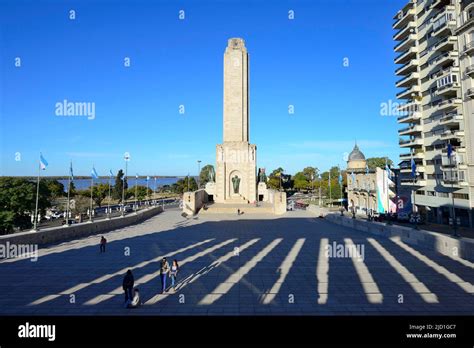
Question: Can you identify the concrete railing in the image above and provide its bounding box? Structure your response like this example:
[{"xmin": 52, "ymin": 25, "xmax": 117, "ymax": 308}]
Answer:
[
  {"xmin": 326, "ymin": 214, "xmax": 474, "ymax": 262},
  {"xmin": 0, "ymin": 206, "xmax": 164, "ymax": 247}
]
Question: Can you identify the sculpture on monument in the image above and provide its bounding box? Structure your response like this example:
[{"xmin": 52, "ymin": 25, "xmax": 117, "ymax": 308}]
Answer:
[
  {"xmin": 258, "ymin": 168, "xmax": 267, "ymax": 183},
  {"xmin": 208, "ymin": 166, "xmax": 216, "ymax": 182},
  {"xmin": 232, "ymin": 175, "xmax": 240, "ymax": 194}
]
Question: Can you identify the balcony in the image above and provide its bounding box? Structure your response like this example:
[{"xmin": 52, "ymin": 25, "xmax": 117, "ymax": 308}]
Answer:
[
  {"xmin": 395, "ymin": 47, "xmax": 418, "ymax": 65},
  {"xmin": 439, "ymin": 113, "xmax": 463, "ymax": 126},
  {"xmin": 432, "ymin": 12, "xmax": 457, "ymax": 37},
  {"xmin": 397, "ymin": 101, "xmax": 420, "ymax": 113},
  {"xmin": 398, "ymin": 124, "xmax": 422, "ymax": 136},
  {"xmin": 441, "ymin": 153, "xmax": 467, "ymax": 169},
  {"xmin": 400, "ymin": 151, "xmax": 424, "ymax": 160},
  {"xmin": 466, "ymin": 65, "xmax": 474, "ymax": 77},
  {"xmin": 442, "ymin": 146, "xmax": 466, "ymax": 154},
  {"xmin": 397, "ymin": 111, "xmax": 421, "ymax": 123},
  {"xmin": 397, "ymin": 85, "xmax": 420, "ymax": 100},
  {"xmin": 437, "ymin": 98, "xmax": 462, "ymax": 111},
  {"xmin": 440, "ymin": 129, "xmax": 465, "ymax": 140},
  {"xmin": 433, "ymin": 36, "xmax": 457, "ymax": 53},
  {"xmin": 467, "ymin": 88, "xmax": 474, "ymax": 98},
  {"xmin": 395, "ymin": 34, "xmax": 417, "ymax": 53},
  {"xmin": 431, "ymin": 0, "xmax": 450, "ymax": 10},
  {"xmin": 399, "ymin": 137, "xmax": 423, "ymax": 147},
  {"xmin": 393, "ymin": 21, "xmax": 416, "ymax": 41},
  {"xmin": 428, "ymin": 51, "xmax": 458, "ymax": 68},
  {"xmin": 400, "ymin": 178, "xmax": 427, "ymax": 186},
  {"xmin": 396, "ymin": 59, "xmax": 419, "ymax": 76},
  {"xmin": 442, "ymin": 170, "xmax": 468, "ymax": 186},
  {"xmin": 436, "ymin": 82, "xmax": 460, "ymax": 96},
  {"xmin": 463, "ymin": 41, "xmax": 474, "ymax": 55},
  {"xmin": 393, "ymin": 8, "xmax": 416, "ymax": 30},
  {"xmin": 396, "ymin": 72, "xmax": 420, "ymax": 88}
]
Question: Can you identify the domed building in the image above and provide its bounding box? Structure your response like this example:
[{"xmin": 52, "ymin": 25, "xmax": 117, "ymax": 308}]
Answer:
[
  {"xmin": 347, "ymin": 143, "xmax": 367, "ymax": 173},
  {"xmin": 345, "ymin": 143, "xmax": 396, "ymax": 216}
]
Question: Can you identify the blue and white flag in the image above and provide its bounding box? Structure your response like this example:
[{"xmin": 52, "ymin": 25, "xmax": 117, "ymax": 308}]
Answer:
[
  {"xmin": 91, "ymin": 167, "xmax": 99, "ymax": 179},
  {"xmin": 411, "ymin": 158, "xmax": 417, "ymax": 178},
  {"xmin": 338, "ymin": 172, "xmax": 343, "ymax": 186},
  {"xmin": 69, "ymin": 162, "xmax": 74, "ymax": 180},
  {"xmin": 385, "ymin": 159, "xmax": 391, "ymax": 180},
  {"xmin": 39, "ymin": 153, "xmax": 48, "ymax": 170},
  {"xmin": 146, "ymin": 176, "xmax": 150, "ymax": 181},
  {"xmin": 136, "ymin": 173, "xmax": 139, "ymax": 179}
]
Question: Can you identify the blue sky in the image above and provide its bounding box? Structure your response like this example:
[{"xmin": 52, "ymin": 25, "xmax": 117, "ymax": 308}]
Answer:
[{"xmin": 0, "ymin": 0, "xmax": 406, "ymax": 177}]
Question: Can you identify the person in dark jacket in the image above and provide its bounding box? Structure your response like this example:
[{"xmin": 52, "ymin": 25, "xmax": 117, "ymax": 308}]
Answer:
[
  {"xmin": 100, "ymin": 236, "xmax": 107, "ymax": 253},
  {"xmin": 122, "ymin": 269, "xmax": 134, "ymax": 306}
]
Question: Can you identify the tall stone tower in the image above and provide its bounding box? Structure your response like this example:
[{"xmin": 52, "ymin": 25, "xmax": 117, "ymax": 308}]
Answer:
[{"xmin": 215, "ymin": 38, "xmax": 257, "ymax": 204}]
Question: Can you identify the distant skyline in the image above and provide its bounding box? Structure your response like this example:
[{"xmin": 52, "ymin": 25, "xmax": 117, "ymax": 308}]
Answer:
[{"xmin": 0, "ymin": 0, "xmax": 405, "ymax": 176}]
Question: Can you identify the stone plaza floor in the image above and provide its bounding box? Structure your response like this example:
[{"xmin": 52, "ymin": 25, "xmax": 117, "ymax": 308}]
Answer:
[{"xmin": 0, "ymin": 208, "xmax": 473, "ymax": 316}]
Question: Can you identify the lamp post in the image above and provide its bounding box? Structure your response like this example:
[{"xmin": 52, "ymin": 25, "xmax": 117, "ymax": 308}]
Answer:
[
  {"xmin": 412, "ymin": 171, "xmax": 419, "ymax": 230},
  {"xmin": 318, "ymin": 174, "xmax": 322, "ymax": 206},
  {"xmin": 448, "ymin": 146, "xmax": 459, "ymax": 237},
  {"xmin": 122, "ymin": 152, "xmax": 130, "ymax": 216},
  {"xmin": 197, "ymin": 160, "xmax": 201, "ymax": 189}
]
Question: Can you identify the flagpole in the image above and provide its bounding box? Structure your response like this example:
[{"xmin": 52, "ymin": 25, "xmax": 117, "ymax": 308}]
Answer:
[
  {"xmin": 146, "ymin": 177, "xmax": 149, "ymax": 206},
  {"xmin": 107, "ymin": 172, "xmax": 112, "ymax": 219},
  {"xmin": 33, "ymin": 158, "xmax": 41, "ymax": 231},
  {"xmin": 386, "ymin": 157, "xmax": 392, "ymax": 225},
  {"xmin": 154, "ymin": 176, "xmax": 157, "ymax": 206},
  {"xmin": 66, "ymin": 161, "xmax": 72, "ymax": 226},
  {"xmin": 328, "ymin": 172, "xmax": 332, "ymax": 207},
  {"xmin": 135, "ymin": 175, "xmax": 138, "ymax": 213},
  {"xmin": 90, "ymin": 174, "xmax": 93, "ymax": 222}
]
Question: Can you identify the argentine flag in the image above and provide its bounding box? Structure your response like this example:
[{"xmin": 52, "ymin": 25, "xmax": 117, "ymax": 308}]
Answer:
[
  {"xmin": 39, "ymin": 153, "xmax": 48, "ymax": 170},
  {"xmin": 91, "ymin": 167, "xmax": 99, "ymax": 179},
  {"xmin": 146, "ymin": 176, "xmax": 150, "ymax": 181},
  {"xmin": 70, "ymin": 162, "xmax": 74, "ymax": 180},
  {"xmin": 385, "ymin": 159, "xmax": 391, "ymax": 180},
  {"xmin": 338, "ymin": 172, "xmax": 343, "ymax": 186}
]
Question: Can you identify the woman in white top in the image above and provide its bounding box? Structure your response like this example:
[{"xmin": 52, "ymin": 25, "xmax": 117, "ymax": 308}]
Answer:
[{"xmin": 170, "ymin": 260, "xmax": 179, "ymax": 290}]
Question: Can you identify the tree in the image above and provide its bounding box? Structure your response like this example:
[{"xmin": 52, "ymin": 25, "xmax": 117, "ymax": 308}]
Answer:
[
  {"xmin": 71, "ymin": 195, "xmax": 90, "ymax": 218},
  {"xmin": 199, "ymin": 164, "xmax": 215, "ymax": 188},
  {"xmin": 293, "ymin": 172, "xmax": 309, "ymax": 191},
  {"xmin": 367, "ymin": 157, "xmax": 393, "ymax": 170},
  {"xmin": 113, "ymin": 169, "xmax": 127, "ymax": 202},
  {"xmin": 171, "ymin": 177, "xmax": 198, "ymax": 194},
  {"xmin": 127, "ymin": 186, "xmax": 152, "ymax": 200},
  {"xmin": 267, "ymin": 168, "xmax": 285, "ymax": 190},
  {"xmin": 92, "ymin": 183, "xmax": 110, "ymax": 207},
  {"xmin": 0, "ymin": 178, "xmax": 52, "ymax": 234},
  {"xmin": 45, "ymin": 179, "xmax": 65, "ymax": 198}
]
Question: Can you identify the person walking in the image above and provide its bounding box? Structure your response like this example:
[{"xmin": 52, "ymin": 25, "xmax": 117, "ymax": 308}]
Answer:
[
  {"xmin": 122, "ymin": 270, "xmax": 134, "ymax": 307},
  {"xmin": 160, "ymin": 257, "xmax": 170, "ymax": 293},
  {"xmin": 170, "ymin": 259, "xmax": 180, "ymax": 291},
  {"xmin": 100, "ymin": 236, "xmax": 107, "ymax": 253}
]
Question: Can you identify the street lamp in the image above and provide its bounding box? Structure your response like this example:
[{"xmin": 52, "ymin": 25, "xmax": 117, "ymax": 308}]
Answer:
[{"xmin": 122, "ymin": 152, "xmax": 130, "ymax": 216}]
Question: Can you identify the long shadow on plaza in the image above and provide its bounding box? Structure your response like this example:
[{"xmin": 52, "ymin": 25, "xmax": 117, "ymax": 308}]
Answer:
[{"xmin": 1, "ymin": 214, "xmax": 473, "ymax": 315}]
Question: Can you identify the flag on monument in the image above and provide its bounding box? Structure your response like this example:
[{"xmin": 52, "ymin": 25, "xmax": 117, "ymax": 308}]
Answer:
[
  {"xmin": 91, "ymin": 167, "xmax": 99, "ymax": 179},
  {"xmin": 39, "ymin": 153, "xmax": 48, "ymax": 170}
]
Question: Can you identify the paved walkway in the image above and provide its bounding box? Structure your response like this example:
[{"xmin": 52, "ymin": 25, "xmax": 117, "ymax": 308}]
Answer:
[{"xmin": 0, "ymin": 208, "xmax": 473, "ymax": 315}]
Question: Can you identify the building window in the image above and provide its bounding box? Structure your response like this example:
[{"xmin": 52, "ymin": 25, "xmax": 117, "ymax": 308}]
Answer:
[
  {"xmin": 427, "ymin": 191, "xmax": 436, "ymax": 196},
  {"xmin": 453, "ymin": 193, "xmax": 469, "ymax": 200},
  {"xmin": 437, "ymin": 192, "xmax": 449, "ymax": 198}
]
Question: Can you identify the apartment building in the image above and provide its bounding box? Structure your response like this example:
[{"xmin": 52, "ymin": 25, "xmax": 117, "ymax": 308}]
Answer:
[{"xmin": 394, "ymin": 0, "xmax": 474, "ymax": 227}]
